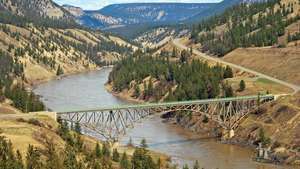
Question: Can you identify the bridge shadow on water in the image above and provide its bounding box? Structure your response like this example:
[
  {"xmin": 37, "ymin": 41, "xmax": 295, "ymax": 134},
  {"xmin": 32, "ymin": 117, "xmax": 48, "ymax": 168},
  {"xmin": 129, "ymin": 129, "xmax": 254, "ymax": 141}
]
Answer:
[{"xmin": 148, "ymin": 137, "xmax": 216, "ymax": 148}]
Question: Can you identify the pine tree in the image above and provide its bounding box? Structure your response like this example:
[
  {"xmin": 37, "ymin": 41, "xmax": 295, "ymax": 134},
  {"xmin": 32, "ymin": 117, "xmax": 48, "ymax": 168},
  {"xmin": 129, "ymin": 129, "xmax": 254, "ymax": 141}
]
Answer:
[
  {"xmin": 224, "ymin": 66, "xmax": 233, "ymax": 78},
  {"xmin": 127, "ymin": 137, "xmax": 134, "ymax": 147},
  {"xmin": 112, "ymin": 149, "xmax": 120, "ymax": 162},
  {"xmin": 239, "ymin": 80, "xmax": 246, "ymax": 92},
  {"xmin": 56, "ymin": 65, "xmax": 64, "ymax": 76},
  {"xmin": 140, "ymin": 138, "xmax": 148, "ymax": 149},
  {"xmin": 183, "ymin": 164, "xmax": 189, "ymax": 169},
  {"xmin": 134, "ymin": 84, "xmax": 140, "ymax": 98},
  {"xmin": 224, "ymin": 83, "xmax": 234, "ymax": 97},
  {"xmin": 120, "ymin": 153, "xmax": 130, "ymax": 169},
  {"xmin": 102, "ymin": 143, "xmax": 110, "ymax": 158},
  {"xmin": 63, "ymin": 146, "xmax": 78, "ymax": 169},
  {"xmin": 74, "ymin": 122, "xmax": 81, "ymax": 134},
  {"xmin": 95, "ymin": 143, "xmax": 102, "ymax": 158},
  {"xmin": 172, "ymin": 47, "xmax": 177, "ymax": 58},
  {"xmin": 26, "ymin": 145, "xmax": 43, "ymax": 169},
  {"xmin": 193, "ymin": 160, "xmax": 200, "ymax": 169},
  {"xmin": 147, "ymin": 78, "xmax": 154, "ymax": 97}
]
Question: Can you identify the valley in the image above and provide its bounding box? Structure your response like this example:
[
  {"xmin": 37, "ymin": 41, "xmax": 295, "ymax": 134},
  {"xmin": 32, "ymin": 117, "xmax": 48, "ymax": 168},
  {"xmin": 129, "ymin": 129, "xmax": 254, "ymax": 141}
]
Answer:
[{"xmin": 0, "ymin": 0, "xmax": 300, "ymax": 168}]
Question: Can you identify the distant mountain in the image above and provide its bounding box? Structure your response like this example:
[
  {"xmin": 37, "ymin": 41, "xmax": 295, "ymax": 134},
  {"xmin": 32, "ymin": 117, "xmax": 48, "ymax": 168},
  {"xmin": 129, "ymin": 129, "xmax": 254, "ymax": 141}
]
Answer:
[
  {"xmin": 63, "ymin": 3, "xmax": 216, "ymax": 29},
  {"xmin": 62, "ymin": 0, "xmax": 268, "ymax": 38}
]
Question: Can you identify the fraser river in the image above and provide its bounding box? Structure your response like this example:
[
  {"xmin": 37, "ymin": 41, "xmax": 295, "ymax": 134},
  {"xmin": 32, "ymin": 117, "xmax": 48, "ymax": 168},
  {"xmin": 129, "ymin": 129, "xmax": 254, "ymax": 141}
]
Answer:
[{"xmin": 34, "ymin": 68, "xmax": 288, "ymax": 169}]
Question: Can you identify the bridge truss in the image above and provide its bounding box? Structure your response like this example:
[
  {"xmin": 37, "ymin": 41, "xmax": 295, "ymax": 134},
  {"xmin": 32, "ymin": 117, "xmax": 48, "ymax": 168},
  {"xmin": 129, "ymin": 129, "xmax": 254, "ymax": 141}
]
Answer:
[{"xmin": 57, "ymin": 95, "xmax": 274, "ymax": 141}]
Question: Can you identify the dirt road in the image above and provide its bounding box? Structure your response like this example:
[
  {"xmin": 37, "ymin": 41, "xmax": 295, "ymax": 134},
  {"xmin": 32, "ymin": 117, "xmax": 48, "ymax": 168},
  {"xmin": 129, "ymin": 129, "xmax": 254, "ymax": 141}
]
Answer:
[{"xmin": 173, "ymin": 39, "xmax": 300, "ymax": 94}]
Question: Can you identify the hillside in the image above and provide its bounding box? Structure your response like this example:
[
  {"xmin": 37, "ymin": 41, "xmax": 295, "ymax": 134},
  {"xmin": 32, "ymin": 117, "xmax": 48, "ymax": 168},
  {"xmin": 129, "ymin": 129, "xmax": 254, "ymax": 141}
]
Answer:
[
  {"xmin": 0, "ymin": 0, "xmax": 70, "ymax": 19},
  {"xmin": 0, "ymin": 0, "xmax": 134, "ymax": 114},
  {"xmin": 0, "ymin": 111, "xmax": 168, "ymax": 169},
  {"xmin": 191, "ymin": 0, "xmax": 300, "ymax": 56},
  {"xmin": 224, "ymin": 47, "xmax": 300, "ymax": 86},
  {"xmin": 64, "ymin": 3, "xmax": 215, "ymax": 29}
]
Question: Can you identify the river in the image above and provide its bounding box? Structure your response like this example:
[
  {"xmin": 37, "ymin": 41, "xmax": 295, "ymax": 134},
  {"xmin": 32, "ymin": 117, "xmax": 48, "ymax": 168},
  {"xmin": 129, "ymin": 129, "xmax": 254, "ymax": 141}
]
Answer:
[{"xmin": 33, "ymin": 68, "xmax": 289, "ymax": 169}]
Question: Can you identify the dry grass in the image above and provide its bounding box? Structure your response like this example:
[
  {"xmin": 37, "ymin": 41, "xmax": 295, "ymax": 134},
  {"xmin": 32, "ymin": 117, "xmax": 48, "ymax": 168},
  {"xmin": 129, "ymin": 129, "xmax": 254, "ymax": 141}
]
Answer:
[
  {"xmin": 0, "ymin": 104, "xmax": 22, "ymax": 115},
  {"xmin": 227, "ymin": 77, "xmax": 293, "ymax": 96},
  {"xmin": 224, "ymin": 47, "xmax": 300, "ymax": 85},
  {"xmin": 0, "ymin": 115, "xmax": 64, "ymax": 155}
]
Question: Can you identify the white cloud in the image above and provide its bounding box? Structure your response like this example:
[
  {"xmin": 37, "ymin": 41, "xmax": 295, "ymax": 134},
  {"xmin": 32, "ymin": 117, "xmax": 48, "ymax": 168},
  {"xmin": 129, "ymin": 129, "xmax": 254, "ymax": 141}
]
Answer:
[{"xmin": 54, "ymin": 0, "xmax": 222, "ymax": 10}]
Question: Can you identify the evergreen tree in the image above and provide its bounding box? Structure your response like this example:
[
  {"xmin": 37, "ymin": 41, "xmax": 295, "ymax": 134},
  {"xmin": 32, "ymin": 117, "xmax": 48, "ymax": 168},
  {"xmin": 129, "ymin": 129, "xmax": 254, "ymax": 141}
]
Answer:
[
  {"xmin": 56, "ymin": 65, "xmax": 64, "ymax": 76},
  {"xmin": 239, "ymin": 80, "xmax": 246, "ymax": 92},
  {"xmin": 183, "ymin": 164, "xmax": 189, "ymax": 169},
  {"xmin": 26, "ymin": 145, "xmax": 43, "ymax": 169},
  {"xmin": 223, "ymin": 83, "xmax": 234, "ymax": 97},
  {"xmin": 63, "ymin": 146, "xmax": 79, "ymax": 169},
  {"xmin": 127, "ymin": 137, "xmax": 134, "ymax": 147},
  {"xmin": 172, "ymin": 47, "xmax": 177, "ymax": 58},
  {"xmin": 134, "ymin": 84, "xmax": 140, "ymax": 98},
  {"xmin": 120, "ymin": 153, "xmax": 130, "ymax": 169},
  {"xmin": 112, "ymin": 149, "xmax": 120, "ymax": 162},
  {"xmin": 74, "ymin": 122, "xmax": 81, "ymax": 134},
  {"xmin": 224, "ymin": 66, "xmax": 233, "ymax": 78},
  {"xmin": 193, "ymin": 160, "xmax": 200, "ymax": 169},
  {"xmin": 95, "ymin": 143, "xmax": 102, "ymax": 158},
  {"xmin": 140, "ymin": 138, "xmax": 148, "ymax": 149},
  {"xmin": 102, "ymin": 143, "xmax": 110, "ymax": 158}
]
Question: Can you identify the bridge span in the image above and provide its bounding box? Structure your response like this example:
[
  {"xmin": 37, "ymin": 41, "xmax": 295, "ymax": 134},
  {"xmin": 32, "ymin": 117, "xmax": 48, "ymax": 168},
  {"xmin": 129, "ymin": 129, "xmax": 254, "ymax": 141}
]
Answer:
[{"xmin": 57, "ymin": 95, "xmax": 274, "ymax": 141}]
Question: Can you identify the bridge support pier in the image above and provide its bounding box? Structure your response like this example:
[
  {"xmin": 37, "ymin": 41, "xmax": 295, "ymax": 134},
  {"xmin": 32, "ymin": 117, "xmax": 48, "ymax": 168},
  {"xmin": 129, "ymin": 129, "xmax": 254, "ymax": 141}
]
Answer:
[
  {"xmin": 229, "ymin": 129, "xmax": 235, "ymax": 138},
  {"xmin": 222, "ymin": 129, "xmax": 235, "ymax": 139},
  {"xmin": 57, "ymin": 95, "xmax": 274, "ymax": 141}
]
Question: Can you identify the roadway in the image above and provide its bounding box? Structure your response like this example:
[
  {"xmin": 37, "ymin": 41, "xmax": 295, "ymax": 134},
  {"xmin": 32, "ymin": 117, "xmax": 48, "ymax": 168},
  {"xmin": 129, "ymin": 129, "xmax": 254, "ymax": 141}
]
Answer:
[{"xmin": 172, "ymin": 39, "xmax": 300, "ymax": 95}]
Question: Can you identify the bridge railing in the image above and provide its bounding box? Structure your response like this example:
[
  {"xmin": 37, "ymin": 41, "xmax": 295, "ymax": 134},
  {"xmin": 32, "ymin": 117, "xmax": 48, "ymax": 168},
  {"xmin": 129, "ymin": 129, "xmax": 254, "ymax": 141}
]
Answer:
[
  {"xmin": 57, "ymin": 94, "xmax": 274, "ymax": 114},
  {"xmin": 56, "ymin": 94, "xmax": 274, "ymax": 141}
]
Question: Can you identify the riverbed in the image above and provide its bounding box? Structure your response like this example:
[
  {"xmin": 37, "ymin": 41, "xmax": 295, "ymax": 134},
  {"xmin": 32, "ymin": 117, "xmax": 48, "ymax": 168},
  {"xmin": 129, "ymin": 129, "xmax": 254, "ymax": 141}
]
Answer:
[{"xmin": 33, "ymin": 68, "xmax": 289, "ymax": 169}]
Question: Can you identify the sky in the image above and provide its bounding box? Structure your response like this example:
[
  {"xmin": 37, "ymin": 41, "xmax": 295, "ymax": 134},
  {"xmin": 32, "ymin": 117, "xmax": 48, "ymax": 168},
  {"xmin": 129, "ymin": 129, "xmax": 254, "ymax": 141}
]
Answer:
[{"xmin": 53, "ymin": 0, "xmax": 222, "ymax": 10}]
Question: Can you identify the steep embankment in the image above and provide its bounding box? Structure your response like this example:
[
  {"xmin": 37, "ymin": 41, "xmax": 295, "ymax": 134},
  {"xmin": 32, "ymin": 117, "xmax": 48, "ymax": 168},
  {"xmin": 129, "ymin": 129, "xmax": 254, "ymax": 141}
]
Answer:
[
  {"xmin": 0, "ymin": 0, "xmax": 135, "ymax": 115},
  {"xmin": 224, "ymin": 47, "xmax": 300, "ymax": 86},
  {"xmin": 0, "ymin": 111, "xmax": 169, "ymax": 168},
  {"xmin": 0, "ymin": 23, "xmax": 134, "ymax": 85}
]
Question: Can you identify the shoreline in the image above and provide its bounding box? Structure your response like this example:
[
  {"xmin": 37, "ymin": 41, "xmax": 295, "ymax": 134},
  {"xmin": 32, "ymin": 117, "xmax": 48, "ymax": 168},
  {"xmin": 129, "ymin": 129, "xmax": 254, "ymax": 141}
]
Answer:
[
  {"xmin": 30, "ymin": 65, "xmax": 114, "ymax": 90},
  {"xmin": 104, "ymin": 82, "xmax": 294, "ymax": 167},
  {"xmin": 104, "ymin": 83, "xmax": 145, "ymax": 104}
]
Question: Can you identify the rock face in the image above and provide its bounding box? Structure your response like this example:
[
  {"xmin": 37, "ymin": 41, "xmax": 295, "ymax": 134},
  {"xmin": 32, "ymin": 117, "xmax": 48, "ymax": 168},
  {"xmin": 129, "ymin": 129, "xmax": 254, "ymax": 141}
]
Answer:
[
  {"xmin": 64, "ymin": 3, "xmax": 215, "ymax": 29},
  {"xmin": 0, "ymin": 0, "xmax": 71, "ymax": 18},
  {"xmin": 62, "ymin": 4, "xmax": 84, "ymax": 17}
]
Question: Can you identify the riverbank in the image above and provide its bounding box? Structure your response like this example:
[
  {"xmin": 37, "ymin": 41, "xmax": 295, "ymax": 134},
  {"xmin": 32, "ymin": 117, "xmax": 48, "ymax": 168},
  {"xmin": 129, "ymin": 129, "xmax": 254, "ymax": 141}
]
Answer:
[
  {"xmin": 32, "ymin": 68, "xmax": 292, "ymax": 169},
  {"xmin": 30, "ymin": 65, "xmax": 114, "ymax": 90},
  {"xmin": 105, "ymin": 83, "xmax": 145, "ymax": 104},
  {"xmin": 105, "ymin": 81, "xmax": 300, "ymax": 167}
]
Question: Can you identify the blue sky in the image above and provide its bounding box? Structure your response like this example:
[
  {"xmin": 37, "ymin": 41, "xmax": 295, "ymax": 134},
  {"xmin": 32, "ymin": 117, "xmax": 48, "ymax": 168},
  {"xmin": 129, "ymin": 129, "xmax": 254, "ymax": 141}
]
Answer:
[{"xmin": 54, "ymin": 0, "xmax": 222, "ymax": 10}]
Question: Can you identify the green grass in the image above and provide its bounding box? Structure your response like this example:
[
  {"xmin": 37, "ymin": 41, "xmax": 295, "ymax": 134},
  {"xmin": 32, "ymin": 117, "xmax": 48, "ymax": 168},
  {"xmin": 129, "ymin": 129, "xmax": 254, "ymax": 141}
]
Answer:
[{"xmin": 256, "ymin": 78, "xmax": 277, "ymax": 85}]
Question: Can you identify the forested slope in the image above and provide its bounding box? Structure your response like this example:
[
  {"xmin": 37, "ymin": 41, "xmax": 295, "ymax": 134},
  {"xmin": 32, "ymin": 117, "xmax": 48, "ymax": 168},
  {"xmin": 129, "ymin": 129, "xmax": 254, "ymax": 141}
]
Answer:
[
  {"xmin": 108, "ymin": 50, "xmax": 234, "ymax": 102},
  {"xmin": 191, "ymin": 0, "xmax": 300, "ymax": 56},
  {"xmin": 0, "ymin": 0, "xmax": 134, "ymax": 113}
]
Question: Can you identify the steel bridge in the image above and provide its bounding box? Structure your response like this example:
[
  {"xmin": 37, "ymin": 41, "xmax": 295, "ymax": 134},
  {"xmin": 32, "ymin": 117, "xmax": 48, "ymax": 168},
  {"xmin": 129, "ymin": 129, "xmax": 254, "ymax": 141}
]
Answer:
[{"xmin": 57, "ymin": 95, "xmax": 274, "ymax": 141}]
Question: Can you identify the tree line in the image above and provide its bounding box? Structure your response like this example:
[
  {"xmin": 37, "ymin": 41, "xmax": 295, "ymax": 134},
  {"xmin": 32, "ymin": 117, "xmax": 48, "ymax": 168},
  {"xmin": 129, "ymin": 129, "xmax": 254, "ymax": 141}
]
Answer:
[
  {"xmin": 191, "ymin": 0, "xmax": 300, "ymax": 56},
  {"xmin": 0, "ymin": 50, "xmax": 44, "ymax": 112},
  {"xmin": 109, "ymin": 51, "xmax": 234, "ymax": 102},
  {"xmin": 0, "ymin": 117, "xmax": 167, "ymax": 169}
]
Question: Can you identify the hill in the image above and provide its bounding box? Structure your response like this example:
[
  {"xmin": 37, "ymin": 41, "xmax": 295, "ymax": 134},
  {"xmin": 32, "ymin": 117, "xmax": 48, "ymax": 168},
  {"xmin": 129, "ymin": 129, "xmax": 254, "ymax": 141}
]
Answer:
[
  {"xmin": 64, "ymin": 3, "xmax": 215, "ymax": 30},
  {"xmin": 0, "ymin": 111, "xmax": 168, "ymax": 168},
  {"xmin": 191, "ymin": 0, "xmax": 300, "ymax": 56},
  {"xmin": 0, "ymin": 0, "xmax": 135, "ymax": 113},
  {"xmin": 0, "ymin": 0, "xmax": 71, "ymax": 19}
]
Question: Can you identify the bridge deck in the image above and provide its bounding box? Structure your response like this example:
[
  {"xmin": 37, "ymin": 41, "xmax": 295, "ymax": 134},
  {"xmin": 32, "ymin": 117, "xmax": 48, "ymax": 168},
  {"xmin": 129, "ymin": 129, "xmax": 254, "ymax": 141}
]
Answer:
[{"xmin": 57, "ymin": 95, "xmax": 274, "ymax": 114}]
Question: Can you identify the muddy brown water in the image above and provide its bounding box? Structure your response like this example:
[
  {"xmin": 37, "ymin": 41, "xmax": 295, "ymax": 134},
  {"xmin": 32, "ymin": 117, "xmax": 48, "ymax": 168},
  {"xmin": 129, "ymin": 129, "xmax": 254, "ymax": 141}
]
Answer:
[{"xmin": 34, "ymin": 68, "xmax": 293, "ymax": 169}]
